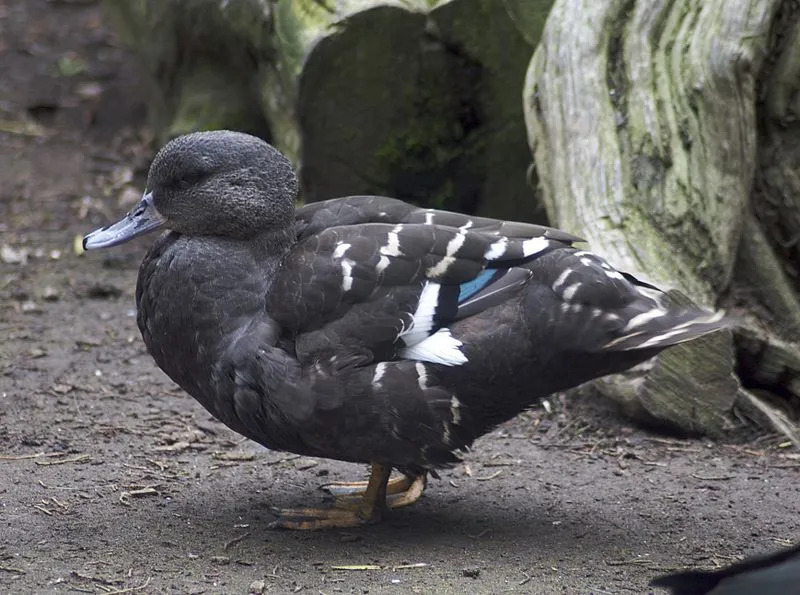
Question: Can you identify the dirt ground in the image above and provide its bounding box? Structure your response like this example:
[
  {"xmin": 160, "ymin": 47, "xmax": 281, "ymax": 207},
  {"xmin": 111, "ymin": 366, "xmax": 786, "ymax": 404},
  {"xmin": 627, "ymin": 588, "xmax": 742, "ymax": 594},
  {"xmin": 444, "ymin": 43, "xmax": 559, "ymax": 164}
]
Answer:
[{"xmin": 1, "ymin": 1, "xmax": 798, "ymax": 593}]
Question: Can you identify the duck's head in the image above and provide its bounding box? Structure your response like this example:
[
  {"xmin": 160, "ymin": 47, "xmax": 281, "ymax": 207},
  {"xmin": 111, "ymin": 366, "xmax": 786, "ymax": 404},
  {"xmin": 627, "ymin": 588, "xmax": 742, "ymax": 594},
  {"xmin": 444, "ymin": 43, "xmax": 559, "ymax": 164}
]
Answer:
[{"xmin": 83, "ymin": 130, "xmax": 298, "ymax": 250}]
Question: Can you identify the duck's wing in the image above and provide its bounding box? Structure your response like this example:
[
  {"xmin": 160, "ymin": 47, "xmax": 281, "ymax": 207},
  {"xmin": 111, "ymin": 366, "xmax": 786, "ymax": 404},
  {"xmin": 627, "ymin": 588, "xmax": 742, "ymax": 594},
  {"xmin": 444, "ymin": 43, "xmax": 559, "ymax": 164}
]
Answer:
[
  {"xmin": 295, "ymin": 195, "xmax": 582, "ymax": 243},
  {"xmin": 270, "ymin": 217, "xmax": 574, "ymax": 370}
]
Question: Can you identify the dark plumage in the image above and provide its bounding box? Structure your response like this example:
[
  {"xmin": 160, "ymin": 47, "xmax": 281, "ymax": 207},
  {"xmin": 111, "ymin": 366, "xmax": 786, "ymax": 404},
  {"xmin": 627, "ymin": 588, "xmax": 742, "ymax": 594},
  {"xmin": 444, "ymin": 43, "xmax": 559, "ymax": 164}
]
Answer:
[
  {"xmin": 651, "ymin": 542, "xmax": 800, "ymax": 594},
  {"xmin": 84, "ymin": 130, "xmax": 727, "ymax": 529}
]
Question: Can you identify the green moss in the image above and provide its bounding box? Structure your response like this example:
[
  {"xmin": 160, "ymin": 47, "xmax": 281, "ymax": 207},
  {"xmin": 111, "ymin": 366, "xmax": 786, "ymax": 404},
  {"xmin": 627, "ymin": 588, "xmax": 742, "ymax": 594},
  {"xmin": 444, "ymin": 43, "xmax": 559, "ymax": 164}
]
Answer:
[
  {"xmin": 372, "ymin": 43, "xmax": 483, "ymax": 210},
  {"xmin": 167, "ymin": 63, "xmax": 269, "ymax": 141},
  {"xmin": 501, "ymin": 0, "xmax": 553, "ymax": 46}
]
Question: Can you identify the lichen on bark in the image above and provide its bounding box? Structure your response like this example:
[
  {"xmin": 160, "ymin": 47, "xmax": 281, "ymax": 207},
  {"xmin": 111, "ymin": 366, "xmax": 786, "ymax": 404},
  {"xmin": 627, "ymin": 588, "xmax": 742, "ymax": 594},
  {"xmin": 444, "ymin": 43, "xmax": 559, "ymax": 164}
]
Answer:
[{"xmin": 524, "ymin": 0, "xmax": 800, "ymax": 438}]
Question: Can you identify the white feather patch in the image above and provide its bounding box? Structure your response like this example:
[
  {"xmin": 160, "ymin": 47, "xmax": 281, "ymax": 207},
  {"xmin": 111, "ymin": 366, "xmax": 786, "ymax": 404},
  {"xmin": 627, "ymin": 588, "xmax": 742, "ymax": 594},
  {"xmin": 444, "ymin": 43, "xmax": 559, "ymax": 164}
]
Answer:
[
  {"xmin": 561, "ymin": 282, "xmax": 581, "ymax": 301},
  {"xmin": 340, "ymin": 258, "xmax": 355, "ymax": 292},
  {"xmin": 552, "ymin": 268, "xmax": 573, "ymax": 292},
  {"xmin": 522, "ymin": 236, "xmax": 549, "ymax": 256},
  {"xmin": 376, "ymin": 254, "xmax": 391, "ymax": 274},
  {"xmin": 380, "ymin": 225, "xmax": 404, "ymax": 257},
  {"xmin": 635, "ymin": 328, "xmax": 688, "ymax": 349},
  {"xmin": 450, "ymin": 395, "xmax": 462, "ymax": 425},
  {"xmin": 623, "ymin": 308, "xmax": 667, "ymax": 331},
  {"xmin": 372, "ymin": 362, "xmax": 388, "ymax": 386},
  {"xmin": 426, "ymin": 231, "xmax": 467, "ymax": 277},
  {"xmin": 484, "ymin": 237, "xmax": 508, "ymax": 261},
  {"xmin": 426, "ymin": 256, "xmax": 455, "ymax": 278},
  {"xmin": 333, "ymin": 242, "xmax": 351, "ymax": 258},
  {"xmin": 399, "ymin": 328, "xmax": 468, "ymax": 366},
  {"xmin": 416, "ymin": 362, "xmax": 429, "ymax": 390},
  {"xmin": 398, "ymin": 281, "xmax": 440, "ymax": 345}
]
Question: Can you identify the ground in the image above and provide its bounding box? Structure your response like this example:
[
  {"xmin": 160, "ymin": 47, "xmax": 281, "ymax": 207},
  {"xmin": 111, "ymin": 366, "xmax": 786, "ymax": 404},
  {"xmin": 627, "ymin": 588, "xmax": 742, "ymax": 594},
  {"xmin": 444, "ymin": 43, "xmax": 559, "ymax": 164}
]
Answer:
[{"xmin": 1, "ymin": 1, "xmax": 798, "ymax": 593}]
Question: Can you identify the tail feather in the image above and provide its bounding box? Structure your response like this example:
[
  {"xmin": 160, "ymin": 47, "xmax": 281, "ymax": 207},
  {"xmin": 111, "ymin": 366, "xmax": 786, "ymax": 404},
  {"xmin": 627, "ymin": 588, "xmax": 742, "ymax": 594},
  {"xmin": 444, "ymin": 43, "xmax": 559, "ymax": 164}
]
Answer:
[{"xmin": 603, "ymin": 309, "xmax": 728, "ymax": 351}]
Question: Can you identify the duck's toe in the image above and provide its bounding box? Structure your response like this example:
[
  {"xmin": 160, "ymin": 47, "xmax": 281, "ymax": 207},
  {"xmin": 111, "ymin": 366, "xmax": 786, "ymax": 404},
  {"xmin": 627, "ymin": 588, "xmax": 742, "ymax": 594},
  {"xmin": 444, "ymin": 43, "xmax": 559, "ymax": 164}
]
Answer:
[
  {"xmin": 322, "ymin": 472, "xmax": 423, "ymax": 497},
  {"xmin": 326, "ymin": 473, "xmax": 427, "ymax": 510},
  {"xmin": 269, "ymin": 462, "xmax": 399, "ymax": 530},
  {"xmin": 267, "ymin": 505, "xmax": 380, "ymax": 530}
]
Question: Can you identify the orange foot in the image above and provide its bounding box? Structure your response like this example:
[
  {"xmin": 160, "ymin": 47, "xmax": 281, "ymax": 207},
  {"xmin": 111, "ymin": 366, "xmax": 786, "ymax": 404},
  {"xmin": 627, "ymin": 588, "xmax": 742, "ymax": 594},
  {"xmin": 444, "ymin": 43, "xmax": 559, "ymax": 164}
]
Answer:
[{"xmin": 268, "ymin": 464, "xmax": 426, "ymax": 530}]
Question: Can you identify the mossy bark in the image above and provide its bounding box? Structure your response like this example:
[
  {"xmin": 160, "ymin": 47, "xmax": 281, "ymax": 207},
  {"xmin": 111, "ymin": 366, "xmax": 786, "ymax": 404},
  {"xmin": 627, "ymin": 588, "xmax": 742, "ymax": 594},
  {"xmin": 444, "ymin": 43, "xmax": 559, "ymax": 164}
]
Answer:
[
  {"xmin": 524, "ymin": 0, "xmax": 800, "ymax": 437},
  {"xmin": 102, "ymin": 0, "xmax": 275, "ymax": 145},
  {"xmin": 104, "ymin": 0, "xmax": 555, "ymax": 218},
  {"xmin": 295, "ymin": 0, "xmax": 548, "ymax": 219}
]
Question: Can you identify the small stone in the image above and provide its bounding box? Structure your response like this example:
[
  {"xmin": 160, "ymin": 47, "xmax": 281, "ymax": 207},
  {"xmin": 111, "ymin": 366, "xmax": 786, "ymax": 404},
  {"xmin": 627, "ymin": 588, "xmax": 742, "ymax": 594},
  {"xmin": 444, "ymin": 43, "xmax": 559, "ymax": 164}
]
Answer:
[
  {"xmin": 248, "ymin": 579, "xmax": 266, "ymax": 594},
  {"xmin": 75, "ymin": 81, "xmax": 104, "ymax": 99},
  {"xmin": 86, "ymin": 282, "xmax": 123, "ymax": 299},
  {"xmin": 213, "ymin": 450, "xmax": 256, "ymax": 462},
  {"xmin": 1, "ymin": 244, "xmax": 28, "ymax": 264},
  {"xmin": 462, "ymin": 567, "xmax": 480, "ymax": 579},
  {"xmin": 294, "ymin": 457, "xmax": 319, "ymax": 470},
  {"xmin": 210, "ymin": 555, "xmax": 230, "ymax": 565},
  {"xmin": 42, "ymin": 286, "xmax": 60, "ymax": 301},
  {"xmin": 21, "ymin": 301, "xmax": 41, "ymax": 313}
]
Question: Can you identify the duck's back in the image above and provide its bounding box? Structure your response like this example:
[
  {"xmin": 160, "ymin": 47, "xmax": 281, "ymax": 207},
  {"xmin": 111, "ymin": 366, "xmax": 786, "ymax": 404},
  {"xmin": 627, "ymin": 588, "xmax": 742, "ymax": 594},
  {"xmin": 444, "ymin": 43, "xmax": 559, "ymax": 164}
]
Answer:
[{"xmin": 252, "ymin": 197, "xmax": 724, "ymax": 465}]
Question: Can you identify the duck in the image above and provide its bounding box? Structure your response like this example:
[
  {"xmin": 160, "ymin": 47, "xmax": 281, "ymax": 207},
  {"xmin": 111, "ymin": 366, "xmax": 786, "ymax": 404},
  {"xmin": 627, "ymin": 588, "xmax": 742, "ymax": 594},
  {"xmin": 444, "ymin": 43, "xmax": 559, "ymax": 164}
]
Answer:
[
  {"xmin": 83, "ymin": 130, "xmax": 727, "ymax": 530},
  {"xmin": 650, "ymin": 542, "xmax": 800, "ymax": 594}
]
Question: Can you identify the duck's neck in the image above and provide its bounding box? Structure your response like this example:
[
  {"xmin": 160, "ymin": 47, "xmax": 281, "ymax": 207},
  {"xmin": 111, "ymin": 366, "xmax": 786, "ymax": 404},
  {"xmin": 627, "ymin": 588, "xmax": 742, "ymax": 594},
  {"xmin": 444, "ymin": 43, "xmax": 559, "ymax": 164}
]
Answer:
[{"xmin": 248, "ymin": 226, "xmax": 296, "ymax": 262}]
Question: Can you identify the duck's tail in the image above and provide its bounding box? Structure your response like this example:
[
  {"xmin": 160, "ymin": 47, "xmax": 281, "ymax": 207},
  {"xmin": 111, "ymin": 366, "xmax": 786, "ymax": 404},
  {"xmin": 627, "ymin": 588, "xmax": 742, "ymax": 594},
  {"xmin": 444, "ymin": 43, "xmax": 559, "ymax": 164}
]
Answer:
[{"xmin": 601, "ymin": 308, "xmax": 729, "ymax": 352}]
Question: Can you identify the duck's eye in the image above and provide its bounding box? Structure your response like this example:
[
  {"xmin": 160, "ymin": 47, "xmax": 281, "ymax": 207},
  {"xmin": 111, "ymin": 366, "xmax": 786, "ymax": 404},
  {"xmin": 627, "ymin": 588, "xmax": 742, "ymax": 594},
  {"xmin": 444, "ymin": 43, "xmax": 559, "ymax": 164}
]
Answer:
[
  {"xmin": 163, "ymin": 170, "xmax": 208, "ymax": 190},
  {"xmin": 163, "ymin": 170, "xmax": 206, "ymax": 191}
]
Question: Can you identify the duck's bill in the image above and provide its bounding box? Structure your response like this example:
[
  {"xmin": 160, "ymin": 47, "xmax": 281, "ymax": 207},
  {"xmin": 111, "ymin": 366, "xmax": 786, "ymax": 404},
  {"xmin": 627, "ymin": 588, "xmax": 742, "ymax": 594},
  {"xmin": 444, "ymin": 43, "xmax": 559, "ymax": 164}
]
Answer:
[{"xmin": 83, "ymin": 192, "xmax": 167, "ymax": 250}]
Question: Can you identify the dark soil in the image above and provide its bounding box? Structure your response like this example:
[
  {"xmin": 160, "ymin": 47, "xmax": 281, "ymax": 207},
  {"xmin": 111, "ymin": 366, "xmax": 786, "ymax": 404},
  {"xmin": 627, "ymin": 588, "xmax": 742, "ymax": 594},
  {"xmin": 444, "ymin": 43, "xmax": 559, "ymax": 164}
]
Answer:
[{"xmin": 1, "ymin": 1, "xmax": 798, "ymax": 593}]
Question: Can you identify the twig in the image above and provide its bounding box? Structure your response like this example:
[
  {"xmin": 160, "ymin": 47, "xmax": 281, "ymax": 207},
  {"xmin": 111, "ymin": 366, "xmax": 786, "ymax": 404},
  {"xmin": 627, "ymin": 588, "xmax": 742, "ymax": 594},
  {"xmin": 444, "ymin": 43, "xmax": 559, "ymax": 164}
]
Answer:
[
  {"xmin": 119, "ymin": 486, "xmax": 159, "ymax": 505},
  {"xmin": 475, "ymin": 470, "xmax": 503, "ymax": 481},
  {"xmin": 104, "ymin": 577, "xmax": 152, "ymax": 594},
  {"xmin": 0, "ymin": 564, "xmax": 26, "ymax": 574},
  {"xmin": 0, "ymin": 452, "xmax": 66, "ymax": 461},
  {"xmin": 35, "ymin": 454, "xmax": 91, "ymax": 466},
  {"xmin": 223, "ymin": 532, "xmax": 251, "ymax": 551},
  {"xmin": 691, "ymin": 473, "xmax": 734, "ymax": 481},
  {"xmin": 605, "ymin": 559, "xmax": 651, "ymax": 566},
  {"xmin": 392, "ymin": 563, "xmax": 427, "ymax": 570},
  {"xmin": 266, "ymin": 454, "xmax": 302, "ymax": 466}
]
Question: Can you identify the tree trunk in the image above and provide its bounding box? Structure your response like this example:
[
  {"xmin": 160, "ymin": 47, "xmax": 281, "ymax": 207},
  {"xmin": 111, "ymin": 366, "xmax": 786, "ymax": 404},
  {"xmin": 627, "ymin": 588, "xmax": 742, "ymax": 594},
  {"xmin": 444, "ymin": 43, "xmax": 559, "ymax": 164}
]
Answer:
[
  {"xmin": 102, "ymin": 0, "xmax": 276, "ymax": 143},
  {"xmin": 524, "ymin": 0, "xmax": 800, "ymax": 438},
  {"xmin": 104, "ymin": 0, "xmax": 554, "ymax": 220}
]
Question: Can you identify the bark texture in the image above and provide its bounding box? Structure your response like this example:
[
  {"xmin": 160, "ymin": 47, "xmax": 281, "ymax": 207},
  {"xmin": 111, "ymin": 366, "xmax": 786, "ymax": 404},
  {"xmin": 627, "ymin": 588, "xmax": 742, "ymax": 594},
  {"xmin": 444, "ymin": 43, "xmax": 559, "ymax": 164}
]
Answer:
[
  {"xmin": 524, "ymin": 0, "xmax": 800, "ymax": 437},
  {"xmin": 104, "ymin": 0, "xmax": 554, "ymax": 219}
]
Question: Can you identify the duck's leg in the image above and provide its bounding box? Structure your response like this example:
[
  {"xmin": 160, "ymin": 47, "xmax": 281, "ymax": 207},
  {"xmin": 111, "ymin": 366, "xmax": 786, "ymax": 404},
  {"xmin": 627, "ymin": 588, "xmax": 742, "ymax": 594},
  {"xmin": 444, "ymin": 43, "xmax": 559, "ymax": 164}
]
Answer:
[
  {"xmin": 268, "ymin": 463, "xmax": 392, "ymax": 530},
  {"xmin": 323, "ymin": 472, "xmax": 427, "ymax": 509}
]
